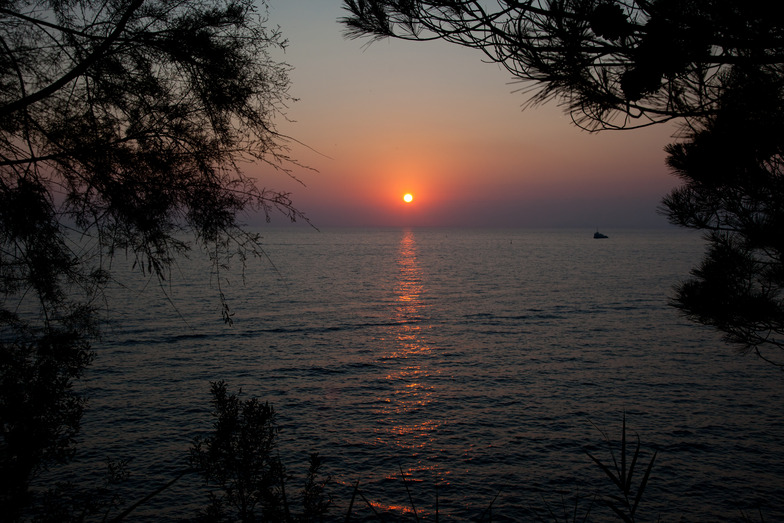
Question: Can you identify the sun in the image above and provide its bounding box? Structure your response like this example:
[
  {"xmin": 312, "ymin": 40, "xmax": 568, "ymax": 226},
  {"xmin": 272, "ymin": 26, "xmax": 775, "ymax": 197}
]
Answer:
[{"xmin": 403, "ymin": 193, "xmax": 414, "ymax": 203}]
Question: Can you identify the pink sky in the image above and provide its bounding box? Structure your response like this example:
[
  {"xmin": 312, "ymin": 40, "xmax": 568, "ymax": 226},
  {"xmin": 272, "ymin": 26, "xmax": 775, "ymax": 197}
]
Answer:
[{"xmin": 253, "ymin": 1, "xmax": 681, "ymax": 228}]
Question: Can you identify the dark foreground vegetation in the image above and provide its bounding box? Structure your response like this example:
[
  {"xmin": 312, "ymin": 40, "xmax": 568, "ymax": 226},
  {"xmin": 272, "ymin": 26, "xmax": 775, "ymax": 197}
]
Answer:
[{"xmin": 19, "ymin": 383, "xmax": 666, "ymax": 522}]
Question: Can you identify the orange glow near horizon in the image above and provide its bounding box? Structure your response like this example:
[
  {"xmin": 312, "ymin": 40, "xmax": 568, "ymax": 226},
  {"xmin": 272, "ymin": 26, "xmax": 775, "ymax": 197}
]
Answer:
[{"xmin": 260, "ymin": 2, "xmax": 684, "ymax": 228}]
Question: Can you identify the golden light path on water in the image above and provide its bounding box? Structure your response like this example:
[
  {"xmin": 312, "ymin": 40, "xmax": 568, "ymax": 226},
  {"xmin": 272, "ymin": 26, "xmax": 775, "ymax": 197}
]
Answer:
[{"xmin": 369, "ymin": 229, "xmax": 445, "ymax": 516}]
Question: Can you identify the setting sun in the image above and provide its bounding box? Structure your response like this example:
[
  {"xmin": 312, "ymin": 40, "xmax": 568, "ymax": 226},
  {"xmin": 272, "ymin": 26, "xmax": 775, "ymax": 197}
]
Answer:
[{"xmin": 403, "ymin": 193, "xmax": 414, "ymax": 203}]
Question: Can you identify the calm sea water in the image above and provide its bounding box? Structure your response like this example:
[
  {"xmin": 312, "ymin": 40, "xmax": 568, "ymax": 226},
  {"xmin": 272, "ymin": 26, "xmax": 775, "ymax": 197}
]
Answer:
[{"xmin": 56, "ymin": 228, "xmax": 784, "ymax": 521}]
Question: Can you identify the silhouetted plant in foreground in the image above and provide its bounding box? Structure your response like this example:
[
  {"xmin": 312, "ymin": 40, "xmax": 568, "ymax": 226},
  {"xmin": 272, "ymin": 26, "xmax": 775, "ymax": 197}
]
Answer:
[
  {"xmin": 186, "ymin": 386, "xmax": 653, "ymax": 522},
  {"xmin": 18, "ymin": 386, "xmax": 679, "ymax": 523},
  {"xmin": 531, "ymin": 490, "xmax": 594, "ymax": 523},
  {"xmin": 338, "ymin": 417, "xmax": 656, "ymax": 522},
  {"xmin": 30, "ymin": 458, "xmax": 130, "ymax": 523},
  {"xmin": 0, "ymin": 330, "xmax": 94, "ymax": 520},
  {"xmin": 189, "ymin": 381, "xmax": 331, "ymax": 522},
  {"xmin": 584, "ymin": 416, "xmax": 657, "ymax": 523}
]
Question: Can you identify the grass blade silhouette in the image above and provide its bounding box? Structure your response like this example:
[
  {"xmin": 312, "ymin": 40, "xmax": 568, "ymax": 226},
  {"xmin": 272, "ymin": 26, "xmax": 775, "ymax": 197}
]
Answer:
[
  {"xmin": 399, "ymin": 465, "xmax": 419, "ymax": 522},
  {"xmin": 585, "ymin": 415, "xmax": 657, "ymax": 523}
]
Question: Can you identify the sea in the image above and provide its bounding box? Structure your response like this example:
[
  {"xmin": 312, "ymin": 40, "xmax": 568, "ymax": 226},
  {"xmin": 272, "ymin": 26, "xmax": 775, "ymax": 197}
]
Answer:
[{"xmin": 50, "ymin": 227, "xmax": 784, "ymax": 521}]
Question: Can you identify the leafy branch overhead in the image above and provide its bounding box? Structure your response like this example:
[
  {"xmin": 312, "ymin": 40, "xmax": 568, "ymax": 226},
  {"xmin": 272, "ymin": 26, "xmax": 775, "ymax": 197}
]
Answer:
[
  {"xmin": 1, "ymin": 0, "xmax": 307, "ymax": 298},
  {"xmin": 342, "ymin": 0, "xmax": 784, "ymax": 131}
]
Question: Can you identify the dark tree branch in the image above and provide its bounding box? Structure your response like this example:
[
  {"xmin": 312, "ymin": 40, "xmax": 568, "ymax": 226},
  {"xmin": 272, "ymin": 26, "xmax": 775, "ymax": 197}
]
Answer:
[{"xmin": 0, "ymin": 0, "xmax": 144, "ymax": 119}]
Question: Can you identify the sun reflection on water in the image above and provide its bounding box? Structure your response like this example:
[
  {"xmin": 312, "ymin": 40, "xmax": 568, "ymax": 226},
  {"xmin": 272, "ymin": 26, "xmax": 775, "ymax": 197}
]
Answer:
[{"xmin": 367, "ymin": 229, "xmax": 450, "ymax": 514}]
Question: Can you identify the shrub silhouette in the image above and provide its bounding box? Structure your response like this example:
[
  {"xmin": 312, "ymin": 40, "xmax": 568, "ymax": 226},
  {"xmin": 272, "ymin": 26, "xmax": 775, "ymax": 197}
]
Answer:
[{"xmin": 190, "ymin": 381, "xmax": 330, "ymax": 522}]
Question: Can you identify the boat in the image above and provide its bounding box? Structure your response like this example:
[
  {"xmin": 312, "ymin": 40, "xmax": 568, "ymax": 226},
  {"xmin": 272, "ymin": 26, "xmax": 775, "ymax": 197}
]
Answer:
[{"xmin": 594, "ymin": 230, "xmax": 608, "ymax": 239}]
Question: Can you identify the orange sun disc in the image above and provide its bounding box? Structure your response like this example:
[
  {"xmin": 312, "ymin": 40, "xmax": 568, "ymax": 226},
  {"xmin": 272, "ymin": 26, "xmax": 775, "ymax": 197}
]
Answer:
[{"xmin": 403, "ymin": 193, "xmax": 413, "ymax": 203}]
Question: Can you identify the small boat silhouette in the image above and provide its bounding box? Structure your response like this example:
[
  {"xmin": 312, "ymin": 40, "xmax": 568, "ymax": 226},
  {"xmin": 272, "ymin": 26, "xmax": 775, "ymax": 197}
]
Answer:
[{"xmin": 594, "ymin": 230, "xmax": 608, "ymax": 239}]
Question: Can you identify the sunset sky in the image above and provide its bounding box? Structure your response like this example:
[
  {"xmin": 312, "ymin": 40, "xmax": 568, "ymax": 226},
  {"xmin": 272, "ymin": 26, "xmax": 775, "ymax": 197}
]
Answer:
[{"xmin": 257, "ymin": 0, "xmax": 682, "ymax": 228}]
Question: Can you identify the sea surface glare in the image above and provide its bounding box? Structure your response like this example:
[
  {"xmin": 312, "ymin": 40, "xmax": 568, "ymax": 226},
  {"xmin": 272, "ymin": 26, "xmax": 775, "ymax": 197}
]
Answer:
[{"xmin": 62, "ymin": 228, "xmax": 784, "ymax": 521}]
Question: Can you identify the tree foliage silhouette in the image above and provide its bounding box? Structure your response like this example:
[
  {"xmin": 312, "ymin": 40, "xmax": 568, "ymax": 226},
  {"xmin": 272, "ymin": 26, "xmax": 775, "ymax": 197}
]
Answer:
[
  {"xmin": 1, "ymin": 0, "xmax": 305, "ymax": 516},
  {"xmin": 342, "ymin": 0, "xmax": 782, "ymax": 130},
  {"xmin": 190, "ymin": 381, "xmax": 331, "ymax": 522},
  {"xmin": 661, "ymin": 66, "xmax": 784, "ymax": 365},
  {"xmin": 341, "ymin": 0, "xmax": 784, "ymax": 366},
  {"xmin": 191, "ymin": 381, "xmax": 287, "ymax": 522}
]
